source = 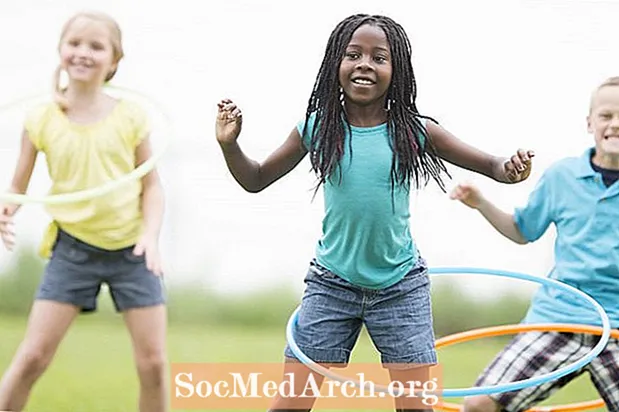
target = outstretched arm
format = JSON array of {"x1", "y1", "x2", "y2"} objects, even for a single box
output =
[
  {"x1": 426, "y1": 121, "x2": 534, "y2": 184},
  {"x1": 450, "y1": 182, "x2": 527, "y2": 244},
  {"x1": 216, "y1": 99, "x2": 308, "y2": 193}
]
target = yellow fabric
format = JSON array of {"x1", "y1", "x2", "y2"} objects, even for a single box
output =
[{"x1": 24, "y1": 99, "x2": 150, "y2": 258}]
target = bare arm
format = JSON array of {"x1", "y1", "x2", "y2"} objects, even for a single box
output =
[
  {"x1": 220, "y1": 128, "x2": 307, "y2": 193},
  {"x1": 426, "y1": 121, "x2": 534, "y2": 183},
  {"x1": 0, "y1": 130, "x2": 38, "y2": 250},
  {"x1": 475, "y1": 199, "x2": 527, "y2": 244},
  {"x1": 450, "y1": 183, "x2": 527, "y2": 244},
  {"x1": 216, "y1": 99, "x2": 308, "y2": 193},
  {"x1": 136, "y1": 136, "x2": 165, "y2": 238},
  {"x1": 6, "y1": 130, "x2": 38, "y2": 209}
]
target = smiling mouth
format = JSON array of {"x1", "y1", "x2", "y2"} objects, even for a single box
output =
[
  {"x1": 352, "y1": 78, "x2": 375, "y2": 86},
  {"x1": 71, "y1": 61, "x2": 94, "y2": 69},
  {"x1": 604, "y1": 135, "x2": 619, "y2": 140}
]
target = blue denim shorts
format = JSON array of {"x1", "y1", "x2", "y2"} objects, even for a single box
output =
[
  {"x1": 284, "y1": 258, "x2": 437, "y2": 367},
  {"x1": 36, "y1": 229, "x2": 166, "y2": 313}
]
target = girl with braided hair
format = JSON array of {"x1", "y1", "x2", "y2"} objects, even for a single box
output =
[{"x1": 216, "y1": 13, "x2": 533, "y2": 411}]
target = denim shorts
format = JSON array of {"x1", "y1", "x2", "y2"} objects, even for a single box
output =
[
  {"x1": 36, "y1": 229, "x2": 166, "y2": 313},
  {"x1": 284, "y1": 258, "x2": 437, "y2": 368}
]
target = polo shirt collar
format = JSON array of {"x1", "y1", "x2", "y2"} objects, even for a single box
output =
[{"x1": 575, "y1": 147, "x2": 597, "y2": 179}]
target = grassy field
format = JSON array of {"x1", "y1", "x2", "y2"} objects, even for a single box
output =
[{"x1": 0, "y1": 315, "x2": 605, "y2": 412}]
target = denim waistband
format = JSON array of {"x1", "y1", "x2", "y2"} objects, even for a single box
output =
[{"x1": 56, "y1": 229, "x2": 133, "y2": 255}]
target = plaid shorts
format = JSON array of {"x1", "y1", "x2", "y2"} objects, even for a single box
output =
[{"x1": 474, "y1": 331, "x2": 619, "y2": 411}]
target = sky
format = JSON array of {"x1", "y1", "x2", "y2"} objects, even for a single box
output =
[{"x1": 0, "y1": 0, "x2": 618, "y2": 299}]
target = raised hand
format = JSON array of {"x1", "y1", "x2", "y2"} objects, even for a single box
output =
[
  {"x1": 500, "y1": 149, "x2": 535, "y2": 183},
  {"x1": 216, "y1": 98, "x2": 243, "y2": 148}
]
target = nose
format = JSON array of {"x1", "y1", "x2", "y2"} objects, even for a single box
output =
[
  {"x1": 354, "y1": 55, "x2": 374, "y2": 71},
  {"x1": 74, "y1": 44, "x2": 92, "y2": 59}
]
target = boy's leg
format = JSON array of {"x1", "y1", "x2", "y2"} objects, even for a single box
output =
[
  {"x1": 0, "y1": 300, "x2": 80, "y2": 411},
  {"x1": 270, "y1": 260, "x2": 364, "y2": 412},
  {"x1": 587, "y1": 336, "x2": 619, "y2": 410},
  {"x1": 463, "y1": 332, "x2": 589, "y2": 412},
  {"x1": 107, "y1": 247, "x2": 167, "y2": 412},
  {"x1": 363, "y1": 261, "x2": 437, "y2": 412},
  {"x1": 461, "y1": 396, "x2": 500, "y2": 412}
]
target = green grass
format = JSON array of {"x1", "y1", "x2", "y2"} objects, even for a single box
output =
[{"x1": 0, "y1": 316, "x2": 605, "y2": 411}]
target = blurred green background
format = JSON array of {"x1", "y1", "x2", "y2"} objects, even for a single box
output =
[{"x1": 0, "y1": 248, "x2": 605, "y2": 411}]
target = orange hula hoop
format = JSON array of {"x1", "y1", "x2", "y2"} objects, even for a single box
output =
[{"x1": 434, "y1": 323, "x2": 619, "y2": 412}]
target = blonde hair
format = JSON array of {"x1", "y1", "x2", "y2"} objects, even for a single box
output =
[
  {"x1": 590, "y1": 76, "x2": 619, "y2": 113},
  {"x1": 54, "y1": 11, "x2": 124, "y2": 110}
]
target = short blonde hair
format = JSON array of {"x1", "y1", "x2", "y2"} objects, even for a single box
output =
[
  {"x1": 590, "y1": 76, "x2": 619, "y2": 113},
  {"x1": 54, "y1": 11, "x2": 124, "y2": 109}
]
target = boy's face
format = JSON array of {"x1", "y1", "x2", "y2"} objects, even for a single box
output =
[{"x1": 588, "y1": 85, "x2": 619, "y2": 157}]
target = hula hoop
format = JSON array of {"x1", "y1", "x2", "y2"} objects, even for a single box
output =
[
  {"x1": 435, "y1": 323, "x2": 619, "y2": 412},
  {"x1": 285, "y1": 267, "x2": 611, "y2": 398},
  {"x1": 0, "y1": 85, "x2": 172, "y2": 205}
]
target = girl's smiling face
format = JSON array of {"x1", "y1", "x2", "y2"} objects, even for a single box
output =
[{"x1": 338, "y1": 24, "x2": 393, "y2": 109}]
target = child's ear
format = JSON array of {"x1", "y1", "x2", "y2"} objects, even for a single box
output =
[
  {"x1": 586, "y1": 115, "x2": 593, "y2": 134},
  {"x1": 106, "y1": 62, "x2": 119, "y2": 81}
]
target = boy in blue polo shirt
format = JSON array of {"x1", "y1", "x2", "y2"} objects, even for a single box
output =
[{"x1": 451, "y1": 76, "x2": 619, "y2": 412}]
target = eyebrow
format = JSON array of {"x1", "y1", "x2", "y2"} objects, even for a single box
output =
[{"x1": 346, "y1": 44, "x2": 390, "y2": 53}]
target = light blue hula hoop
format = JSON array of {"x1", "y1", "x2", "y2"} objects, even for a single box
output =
[{"x1": 285, "y1": 267, "x2": 611, "y2": 398}]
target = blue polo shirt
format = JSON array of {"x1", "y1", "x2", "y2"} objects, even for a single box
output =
[
  {"x1": 516, "y1": 148, "x2": 619, "y2": 327},
  {"x1": 296, "y1": 114, "x2": 427, "y2": 289}
]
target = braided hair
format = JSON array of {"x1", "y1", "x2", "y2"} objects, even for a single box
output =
[{"x1": 302, "y1": 14, "x2": 450, "y2": 194}]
